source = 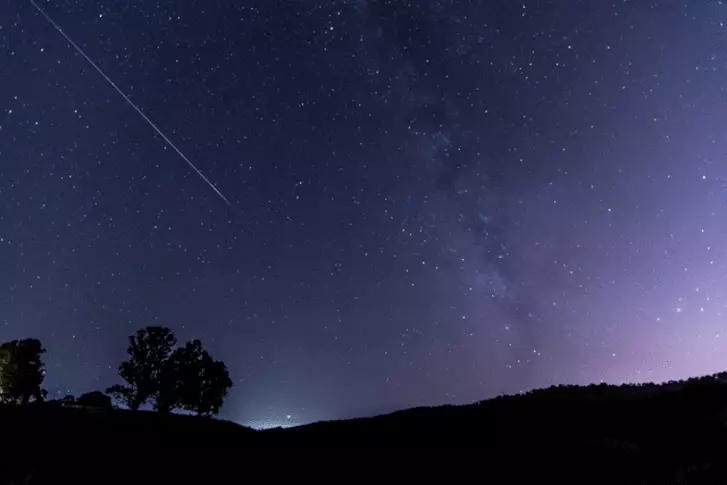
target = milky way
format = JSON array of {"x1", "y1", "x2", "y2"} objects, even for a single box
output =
[{"x1": 2, "y1": 0, "x2": 727, "y2": 426}]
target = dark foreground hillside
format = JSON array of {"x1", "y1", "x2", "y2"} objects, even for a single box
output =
[{"x1": 4, "y1": 376, "x2": 727, "y2": 484}]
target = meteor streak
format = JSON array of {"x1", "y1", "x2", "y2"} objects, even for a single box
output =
[{"x1": 28, "y1": 0, "x2": 231, "y2": 206}]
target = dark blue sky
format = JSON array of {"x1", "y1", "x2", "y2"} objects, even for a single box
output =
[{"x1": 2, "y1": 0, "x2": 727, "y2": 427}]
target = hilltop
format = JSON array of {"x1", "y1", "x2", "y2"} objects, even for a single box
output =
[{"x1": 4, "y1": 373, "x2": 727, "y2": 484}]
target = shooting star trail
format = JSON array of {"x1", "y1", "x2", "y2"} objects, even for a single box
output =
[{"x1": 28, "y1": 0, "x2": 231, "y2": 206}]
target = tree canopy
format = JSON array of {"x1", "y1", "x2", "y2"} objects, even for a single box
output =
[
  {"x1": 0, "y1": 338, "x2": 46, "y2": 404},
  {"x1": 156, "y1": 340, "x2": 233, "y2": 416},
  {"x1": 107, "y1": 327, "x2": 232, "y2": 416},
  {"x1": 106, "y1": 326, "x2": 176, "y2": 410}
]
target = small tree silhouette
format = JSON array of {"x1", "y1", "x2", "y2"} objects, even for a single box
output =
[
  {"x1": 0, "y1": 339, "x2": 46, "y2": 404},
  {"x1": 106, "y1": 326, "x2": 176, "y2": 410}
]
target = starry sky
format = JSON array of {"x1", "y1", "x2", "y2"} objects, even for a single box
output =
[{"x1": 2, "y1": 0, "x2": 727, "y2": 428}]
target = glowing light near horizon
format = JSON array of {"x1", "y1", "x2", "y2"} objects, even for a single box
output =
[
  {"x1": 246, "y1": 413, "x2": 298, "y2": 430},
  {"x1": 246, "y1": 419, "x2": 297, "y2": 430}
]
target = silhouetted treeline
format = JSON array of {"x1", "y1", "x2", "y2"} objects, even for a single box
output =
[
  {"x1": 5, "y1": 330, "x2": 727, "y2": 483},
  {"x1": 5, "y1": 371, "x2": 727, "y2": 483},
  {"x1": 0, "y1": 326, "x2": 232, "y2": 417}
]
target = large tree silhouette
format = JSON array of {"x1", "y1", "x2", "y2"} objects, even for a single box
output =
[
  {"x1": 107, "y1": 326, "x2": 176, "y2": 410},
  {"x1": 156, "y1": 340, "x2": 233, "y2": 416},
  {"x1": 0, "y1": 338, "x2": 46, "y2": 404}
]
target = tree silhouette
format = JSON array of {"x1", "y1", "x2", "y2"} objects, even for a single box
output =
[
  {"x1": 106, "y1": 326, "x2": 176, "y2": 410},
  {"x1": 0, "y1": 338, "x2": 46, "y2": 404},
  {"x1": 154, "y1": 340, "x2": 201, "y2": 413},
  {"x1": 155, "y1": 340, "x2": 233, "y2": 416},
  {"x1": 107, "y1": 327, "x2": 232, "y2": 414},
  {"x1": 195, "y1": 357, "x2": 232, "y2": 417}
]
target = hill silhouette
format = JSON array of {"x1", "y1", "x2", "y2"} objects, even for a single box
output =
[{"x1": 4, "y1": 374, "x2": 727, "y2": 484}]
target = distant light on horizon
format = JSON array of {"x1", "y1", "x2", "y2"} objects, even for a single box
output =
[
  {"x1": 246, "y1": 419, "x2": 298, "y2": 430},
  {"x1": 245, "y1": 413, "x2": 299, "y2": 430}
]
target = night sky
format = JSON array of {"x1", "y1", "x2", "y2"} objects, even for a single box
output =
[{"x1": 2, "y1": 0, "x2": 727, "y2": 428}]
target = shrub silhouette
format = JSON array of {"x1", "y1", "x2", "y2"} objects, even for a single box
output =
[{"x1": 77, "y1": 391, "x2": 113, "y2": 410}]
